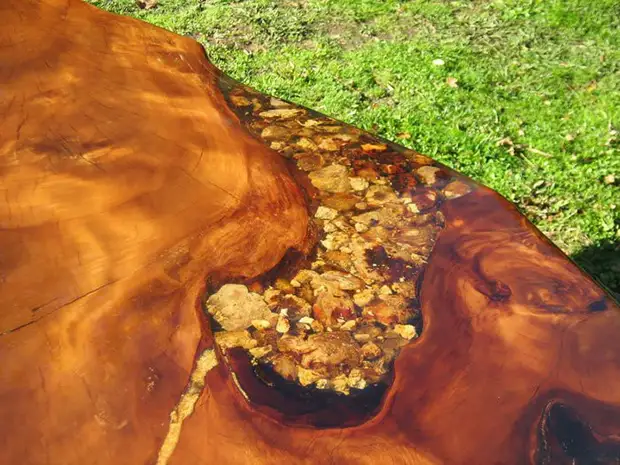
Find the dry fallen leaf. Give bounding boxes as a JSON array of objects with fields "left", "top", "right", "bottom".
[
  {"left": 397, "top": 132, "right": 411, "bottom": 140},
  {"left": 497, "top": 137, "right": 514, "bottom": 148},
  {"left": 136, "top": 0, "right": 157, "bottom": 9},
  {"left": 446, "top": 77, "right": 458, "bottom": 88},
  {"left": 604, "top": 174, "right": 616, "bottom": 185}
]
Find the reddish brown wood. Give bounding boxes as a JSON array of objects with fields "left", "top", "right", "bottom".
[{"left": 0, "top": 1, "right": 618, "bottom": 464}]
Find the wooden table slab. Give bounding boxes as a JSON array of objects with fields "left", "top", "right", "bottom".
[{"left": 1, "top": 1, "right": 619, "bottom": 464}]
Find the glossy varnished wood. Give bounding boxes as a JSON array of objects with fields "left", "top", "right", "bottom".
[{"left": 0, "top": 0, "right": 618, "bottom": 464}]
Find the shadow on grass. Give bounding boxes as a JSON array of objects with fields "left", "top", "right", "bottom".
[{"left": 570, "top": 239, "right": 620, "bottom": 300}]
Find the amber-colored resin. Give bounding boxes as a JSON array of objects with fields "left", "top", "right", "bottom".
[{"left": 0, "top": 1, "right": 618, "bottom": 464}]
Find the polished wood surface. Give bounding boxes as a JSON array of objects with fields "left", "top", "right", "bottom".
[{"left": 0, "top": 0, "right": 618, "bottom": 464}]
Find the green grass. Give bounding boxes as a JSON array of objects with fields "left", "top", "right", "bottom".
[{"left": 87, "top": 0, "right": 620, "bottom": 295}]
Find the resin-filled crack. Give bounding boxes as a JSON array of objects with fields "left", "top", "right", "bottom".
[{"left": 203, "top": 79, "right": 475, "bottom": 414}]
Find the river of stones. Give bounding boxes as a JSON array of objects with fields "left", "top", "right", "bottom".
[{"left": 205, "top": 82, "right": 472, "bottom": 396}]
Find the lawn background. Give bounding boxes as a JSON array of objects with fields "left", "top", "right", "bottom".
[{"left": 86, "top": 0, "right": 619, "bottom": 295}]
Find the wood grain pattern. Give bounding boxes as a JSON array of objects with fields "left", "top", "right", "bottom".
[{"left": 0, "top": 1, "right": 618, "bottom": 464}]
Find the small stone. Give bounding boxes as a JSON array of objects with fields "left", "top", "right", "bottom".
[
  {"left": 407, "top": 152, "right": 434, "bottom": 165},
  {"left": 301, "top": 332, "right": 361, "bottom": 372},
  {"left": 379, "top": 285, "right": 393, "bottom": 295},
  {"left": 393, "top": 324, "right": 417, "bottom": 340},
  {"left": 281, "top": 295, "right": 312, "bottom": 321},
  {"left": 214, "top": 330, "right": 257, "bottom": 350},
  {"left": 332, "top": 133, "right": 357, "bottom": 142},
  {"left": 323, "top": 222, "right": 337, "bottom": 233},
  {"left": 276, "top": 314, "right": 291, "bottom": 334},
  {"left": 293, "top": 269, "right": 320, "bottom": 285},
  {"left": 270, "top": 97, "right": 291, "bottom": 108},
  {"left": 318, "top": 138, "right": 340, "bottom": 151},
  {"left": 270, "top": 141, "right": 286, "bottom": 150},
  {"left": 353, "top": 288, "right": 375, "bottom": 307},
  {"left": 298, "top": 367, "right": 323, "bottom": 386},
  {"left": 354, "top": 333, "right": 371, "bottom": 343},
  {"left": 391, "top": 281, "right": 417, "bottom": 298},
  {"left": 206, "top": 284, "right": 272, "bottom": 331},
  {"left": 351, "top": 210, "right": 381, "bottom": 226},
  {"left": 416, "top": 166, "right": 441, "bottom": 185},
  {"left": 355, "top": 223, "right": 368, "bottom": 233},
  {"left": 323, "top": 193, "right": 360, "bottom": 211},
  {"left": 604, "top": 174, "right": 616, "bottom": 185},
  {"left": 247, "top": 281, "right": 265, "bottom": 294},
  {"left": 263, "top": 287, "right": 281, "bottom": 303},
  {"left": 407, "top": 203, "right": 420, "bottom": 214},
  {"left": 294, "top": 153, "right": 325, "bottom": 171},
  {"left": 321, "top": 271, "right": 365, "bottom": 291},
  {"left": 443, "top": 180, "right": 471, "bottom": 199},
  {"left": 432, "top": 58, "right": 445, "bottom": 66},
  {"left": 274, "top": 278, "right": 295, "bottom": 294},
  {"left": 277, "top": 334, "right": 312, "bottom": 355},
  {"left": 410, "top": 188, "right": 438, "bottom": 211},
  {"left": 350, "top": 177, "right": 369, "bottom": 192},
  {"left": 362, "top": 295, "right": 412, "bottom": 325},
  {"left": 355, "top": 164, "right": 379, "bottom": 181},
  {"left": 297, "top": 137, "right": 318, "bottom": 151},
  {"left": 380, "top": 164, "right": 401, "bottom": 175},
  {"left": 271, "top": 354, "right": 298, "bottom": 381},
  {"left": 332, "top": 217, "right": 355, "bottom": 233},
  {"left": 302, "top": 119, "right": 322, "bottom": 127},
  {"left": 347, "top": 369, "right": 367, "bottom": 390},
  {"left": 309, "top": 164, "right": 351, "bottom": 193},
  {"left": 340, "top": 320, "right": 357, "bottom": 331},
  {"left": 365, "top": 185, "right": 398, "bottom": 206},
  {"left": 315, "top": 206, "right": 338, "bottom": 220},
  {"left": 251, "top": 319, "right": 271, "bottom": 330},
  {"left": 315, "top": 379, "right": 329, "bottom": 389},
  {"left": 230, "top": 95, "right": 251, "bottom": 107},
  {"left": 261, "top": 125, "right": 289, "bottom": 140},
  {"left": 323, "top": 250, "right": 352, "bottom": 269},
  {"left": 311, "top": 319, "right": 325, "bottom": 333},
  {"left": 321, "top": 231, "right": 349, "bottom": 251},
  {"left": 259, "top": 108, "right": 304, "bottom": 119},
  {"left": 313, "top": 291, "right": 356, "bottom": 326},
  {"left": 249, "top": 345, "right": 272, "bottom": 359},
  {"left": 361, "top": 342, "right": 382, "bottom": 360},
  {"left": 332, "top": 374, "right": 350, "bottom": 394}
]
